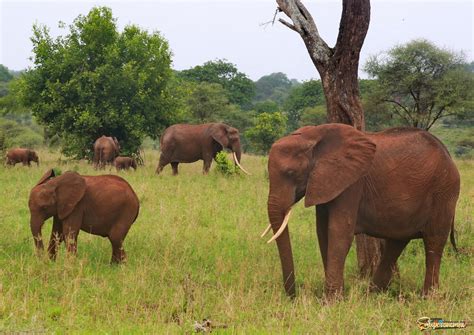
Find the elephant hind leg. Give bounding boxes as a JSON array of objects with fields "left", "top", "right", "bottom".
[
  {"left": 156, "top": 153, "right": 170, "bottom": 174},
  {"left": 171, "top": 162, "right": 179, "bottom": 176},
  {"left": 371, "top": 239, "right": 409, "bottom": 291},
  {"left": 108, "top": 224, "right": 131, "bottom": 264}
]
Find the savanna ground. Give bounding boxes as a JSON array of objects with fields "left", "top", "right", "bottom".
[{"left": 0, "top": 147, "right": 472, "bottom": 333}]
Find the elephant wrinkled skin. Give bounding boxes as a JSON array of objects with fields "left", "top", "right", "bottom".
[
  {"left": 29, "top": 169, "right": 140, "bottom": 263},
  {"left": 156, "top": 123, "right": 244, "bottom": 175},
  {"left": 93, "top": 135, "right": 120, "bottom": 169},
  {"left": 6, "top": 148, "right": 39, "bottom": 166},
  {"left": 265, "top": 124, "right": 460, "bottom": 298}
]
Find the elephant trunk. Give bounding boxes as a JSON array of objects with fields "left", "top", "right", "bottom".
[
  {"left": 232, "top": 144, "right": 242, "bottom": 164},
  {"left": 30, "top": 215, "right": 45, "bottom": 252},
  {"left": 267, "top": 201, "right": 296, "bottom": 298}
]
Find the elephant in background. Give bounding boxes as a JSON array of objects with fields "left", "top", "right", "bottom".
[
  {"left": 263, "top": 124, "right": 460, "bottom": 299},
  {"left": 28, "top": 169, "right": 140, "bottom": 263},
  {"left": 93, "top": 136, "right": 120, "bottom": 169},
  {"left": 6, "top": 148, "right": 39, "bottom": 166},
  {"left": 156, "top": 123, "right": 249, "bottom": 175},
  {"left": 114, "top": 156, "right": 137, "bottom": 171}
]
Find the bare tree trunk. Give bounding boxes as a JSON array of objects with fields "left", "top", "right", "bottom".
[{"left": 276, "top": 0, "right": 384, "bottom": 276}]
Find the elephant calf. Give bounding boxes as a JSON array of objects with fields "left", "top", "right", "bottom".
[
  {"left": 6, "top": 148, "right": 39, "bottom": 166},
  {"left": 114, "top": 156, "right": 137, "bottom": 171},
  {"left": 29, "top": 169, "right": 140, "bottom": 263}
]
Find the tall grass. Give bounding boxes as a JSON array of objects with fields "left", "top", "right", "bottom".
[{"left": 0, "top": 149, "right": 472, "bottom": 333}]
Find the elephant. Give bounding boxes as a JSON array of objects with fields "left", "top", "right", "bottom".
[
  {"left": 93, "top": 135, "right": 120, "bottom": 169},
  {"left": 155, "top": 123, "right": 249, "bottom": 175},
  {"left": 114, "top": 156, "right": 137, "bottom": 171},
  {"left": 28, "top": 169, "right": 140, "bottom": 263},
  {"left": 262, "top": 124, "right": 460, "bottom": 299},
  {"left": 6, "top": 148, "right": 39, "bottom": 166}
]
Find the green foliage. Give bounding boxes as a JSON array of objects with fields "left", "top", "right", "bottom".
[
  {"left": 0, "top": 118, "right": 43, "bottom": 148},
  {"left": 245, "top": 112, "right": 287, "bottom": 154},
  {"left": 186, "top": 82, "right": 230, "bottom": 123},
  {"left": 214, "top": 151, "right": 237, "bottom": 176},
  {"left": 0, "top": 64, "right": 13, "bottom": 83},
  {"left": 283, "top": 80, "right": 325, "bottom": 131},
  {"left": 19, "top": 6, "right": 178, "bottom": 159},
  {"left": 364, "top": 39, "right": 474, "bottom": 130},
  {"left": 179, "top": 59, "right": 256, "bottom": 110},
  {"left": 254, "top": 72, "right": 296, "bottom": 105},
  {"left": 298, "top": 105, "right": 327, "bottom": 127},
  {"left": 254, "top": 100, "right": 280, "bottom": 114}
]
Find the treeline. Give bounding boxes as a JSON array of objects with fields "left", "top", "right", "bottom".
[{"left": 0, "top": 7, "right": 473, "bottom": 159}]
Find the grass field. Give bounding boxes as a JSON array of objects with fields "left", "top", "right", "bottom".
[{"left": 0, "top": 149, "right": 472, "bottom": 333}]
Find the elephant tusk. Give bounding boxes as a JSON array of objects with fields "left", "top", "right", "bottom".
[
  {"left": 267, "top": 208, "right": 292, "bottom": 244},
  {"left": 232, "top": 152, "right": 251, "bottom": 175},
  {"left": 260, "top": 224, "right": 272, "bottom": 238}
]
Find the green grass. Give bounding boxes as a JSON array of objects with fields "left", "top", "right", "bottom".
[{"left": 0, "top": 149, "right": 472, "bottom": 333}]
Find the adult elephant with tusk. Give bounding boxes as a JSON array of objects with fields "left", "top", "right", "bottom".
[
  {"left": 156, "top": 123, "right": 250, "bottom": 175},
  {"left": 263, "top": 124, "right": 460, "bottom": 299}
]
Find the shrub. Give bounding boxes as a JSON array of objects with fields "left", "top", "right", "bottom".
[{"left": 214, "top": 151, "right": 237, "bottom": 176}]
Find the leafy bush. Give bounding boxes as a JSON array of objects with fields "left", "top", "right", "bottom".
[
  {"left": 214, "top": 151, "right": 237, "bottom": 176},
  {"left": 245, "top": 112, "right": 287, "bottom": 154},
  {"left": 0, "top": 119, "right": 43, "bottom": 149}
]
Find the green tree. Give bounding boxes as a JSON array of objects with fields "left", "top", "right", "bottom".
[
  {"left": 364, "top": 39, "right": 474, "bottom": 130},
  {"left": 255, "top": 72, "right": 296, "bottom": 105},
  {"left": 283, "top": 80, "right": 325, "bottom": 131},
  {"left": 298, "top": 105, "right": 327, "bottom": 127},
  {"left": 254, "top": 100, "right": 280, "bottom": 114},
  {"left": 179, "top": 59, "right": 255, "bottom": 110},
  {"left": 19, "top": 7, "right": 178, "bottom": 158},
  {"left": 245, "top": 112, "right": 287, "bottom": 154},
  {"left": 187, "top": 82, "right": 229, "bottom": 123}
]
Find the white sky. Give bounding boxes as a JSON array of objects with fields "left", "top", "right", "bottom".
[{"left": 0, "top": 0, "right": 472, "bottom": 81}]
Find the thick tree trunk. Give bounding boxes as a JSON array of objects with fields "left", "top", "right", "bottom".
[{"left": 276, "top": 0, "right": 384, "bottom": 276}]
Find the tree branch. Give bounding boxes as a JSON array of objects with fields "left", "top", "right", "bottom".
[
  {"left": 278, "top": 18, "right": 297, "bottom": 32},
  {"left": 276, "top": 0, "right": 331, "bottom": 65}
]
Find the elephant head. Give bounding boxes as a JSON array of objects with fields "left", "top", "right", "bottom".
[
  {"left": 28, "top": 169, "right": 86, "bottom": 250},
  {"left": 209, "top": 123, "right": 242, "bottom": 161},
  {"left": 28, "top": 150, "right": 39, "bottom": 166},
  {"left": 263, "top": 124, "right": 376, "bottom": 297},
  {"left": 208, "top": 123, "right": 250, "bottom": 174}
]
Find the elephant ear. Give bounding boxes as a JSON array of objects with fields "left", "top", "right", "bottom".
[
  {"left": 210, "top": 124, "right": 229, "bottom": 148},
  {"left": 304, "top": 125, "right": 376, "bottom": 207},
  {"left": 54, "top": 172, "right": 87, "bottom": 220},
  {"left": 36, "top": 169, "right": 56, "bottom": 186}
]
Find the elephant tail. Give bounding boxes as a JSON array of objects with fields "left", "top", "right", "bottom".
[{"left": 450, "top": 218, "right": 458, "bottom": 254}]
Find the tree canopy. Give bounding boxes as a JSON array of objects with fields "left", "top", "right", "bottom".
[
  {"left": 179, "top": 59, "right": 255, "bottom": 110},
  {"left": 19, "top": 6, "right": 179, "bottom": 158},
  {"left": 364, "top": 39, "right": 474, "bottom": 130}
]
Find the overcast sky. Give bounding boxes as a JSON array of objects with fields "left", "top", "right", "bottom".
[{"left": 0, "top": 0, "right": 472, "bottom": 81}]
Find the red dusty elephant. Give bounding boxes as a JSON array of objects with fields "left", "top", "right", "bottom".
[
  {"left": 263, "top": 124, "right": 460, "bottom": 299},
  {"left": 93, "top": 136, "right": 120, "bottom": 169},
  {"left": 156, "top": 123, "right": 249, "bottom": 175},
  {"left": 6, "top": 148, "right": 39, "bottom": 166},
  {"left": 114, "top": 156, "right": 137, "bottom": 171},
  {"left": 28, "top": 169, "right": 140, "bottom": 263}
]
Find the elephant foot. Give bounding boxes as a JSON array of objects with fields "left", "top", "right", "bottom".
[{"left": 324, "top": 285, "right": 344, "bottom": 301}]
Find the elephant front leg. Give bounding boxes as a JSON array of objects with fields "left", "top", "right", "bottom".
[
  {"left": 324, "top": 184, "right": 362, "bottom": 299},
  {"left": 47, "top": 217, "right": 64, "bottom": 260},
  {"left": 316, "top": 205, "right": 329, "bottom": 272},
  {"left": 202, "top": 157, "right": 212, "bottom": 174}
]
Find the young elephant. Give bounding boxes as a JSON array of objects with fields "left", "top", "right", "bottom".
[
  {"left": 28, "top": 169, "right": 140, "bottom": 263},
  {"left": 114, "top": 156, "right": 137, "bottom": 171},
  {"left": 6, "top": 148, "right": 39, "bottom": 166}
]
